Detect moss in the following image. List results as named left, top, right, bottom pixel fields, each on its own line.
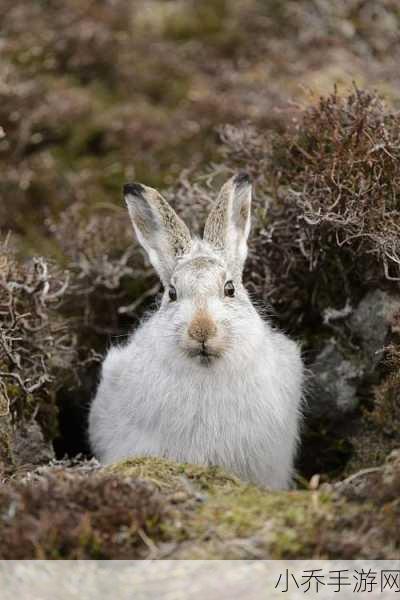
left=109, top=456, right=239, bottom=493
left=107, top=455, right=400, bottom=558
left=184, top=486, right=330, bottom=558
left=1, top=455, right=400, bottom=558
left=111, top=454, right=400, bottom=559
left=109, top=458, right=332, bottom=559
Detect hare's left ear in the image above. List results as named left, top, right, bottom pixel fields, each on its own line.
left=124, top=182, right=192, bottom=286
left=203, top=173, right=252, bottom=278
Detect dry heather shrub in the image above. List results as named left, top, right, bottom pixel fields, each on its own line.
left=0, top=212, right=151, bottom=469
left=0, top=468, right=164, bottom=559
left=218, top=89, right=400, bottom=327
left=372, top=339, right=400, bottom=434
left=317, top=449, right=400, bottom=558
left=0, top=238, right=77, bottom=435
left=47, top=202, right=158, bottom=341
left=347, top=320, right=400, bottom=473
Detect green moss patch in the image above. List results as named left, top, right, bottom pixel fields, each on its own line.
left=1, top=453, right=400, bottom=559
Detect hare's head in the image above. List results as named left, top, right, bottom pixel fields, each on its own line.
left=124, top=173, right=260, bottom=366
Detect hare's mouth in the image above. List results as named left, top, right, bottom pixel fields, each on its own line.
left=188, top=347, right=221, bottom=365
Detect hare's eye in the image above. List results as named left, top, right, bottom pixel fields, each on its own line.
left=224, top=280, right=235, bottom=298
left=169, top=285, right=177, bottom=302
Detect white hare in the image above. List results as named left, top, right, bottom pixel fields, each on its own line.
left=89, top=173, right=304, bottom=489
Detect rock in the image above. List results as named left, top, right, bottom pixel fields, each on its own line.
left=309, top=290, right=400, bottom=419
left=349, top=289, right=400, bottom=370
left=309, top=339, right=362, bottom=418
left=12, top=421, right=55, bottom=469
left=0, top=417, right=54, bottom=479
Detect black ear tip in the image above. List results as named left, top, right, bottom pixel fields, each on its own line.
left=123, top=182, right=145, bottom=197
left=234, top=172, right=251, bottom=186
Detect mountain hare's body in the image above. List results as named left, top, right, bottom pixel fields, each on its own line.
left=89, top=173, right=304, bottom=489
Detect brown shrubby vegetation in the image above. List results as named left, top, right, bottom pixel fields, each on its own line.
left=348, top=324, right=400, bottom=472
left=0, top=452, right=399, bottom=559
left=47, top=203, right=155, bottom=340
left=373, top=342, right=400, bottom=433
left=0, top=239, right=77, bottom=427
left=217, top=89, right=400, bottom=328
left=0, top=465, right=164, bottom=559
left=0, top=238, right=83, bottom=476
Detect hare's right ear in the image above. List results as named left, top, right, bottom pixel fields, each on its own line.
left=203, top=173, right=252, bottom=279
left=124, top=183, right=192, bottom=285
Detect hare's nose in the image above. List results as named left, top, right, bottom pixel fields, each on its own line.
left=188, top=309, right=217, bottom=344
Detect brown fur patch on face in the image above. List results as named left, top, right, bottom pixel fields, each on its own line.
left=188, top=308, right=217, bottom=343
left=184, top=256, right=219, bottom=272
left=173, top=253, right=225, bottom=286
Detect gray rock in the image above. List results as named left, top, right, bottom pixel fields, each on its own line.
left=310, top=290, right=400, bottom=419
left=349, top=289, right=400, bottom=370
left=13, top=420, right=55, bottom=468
left=0, top=416, right=54, bottom=478
left=309, top=339, right=362, bottom=418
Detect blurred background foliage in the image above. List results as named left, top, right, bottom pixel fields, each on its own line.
left=2, top=0, right=400, bottom=251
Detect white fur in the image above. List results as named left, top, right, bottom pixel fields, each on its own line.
left=89, top=177, right=304, bottom=489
